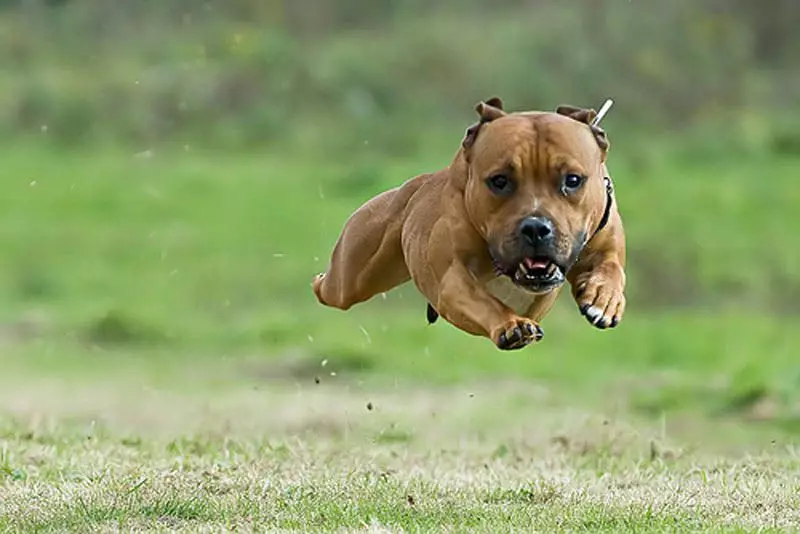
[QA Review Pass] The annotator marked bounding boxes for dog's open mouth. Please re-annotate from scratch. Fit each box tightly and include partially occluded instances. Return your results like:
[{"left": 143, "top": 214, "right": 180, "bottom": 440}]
[
  {"left": 516, "top": 257, "right": 560, "bottom": 282},
  {"left": 494, "top": 256, "right": 566, "bottom": 292}
]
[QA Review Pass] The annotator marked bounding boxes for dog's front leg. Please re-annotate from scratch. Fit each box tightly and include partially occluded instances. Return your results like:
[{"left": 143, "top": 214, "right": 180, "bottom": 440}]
[
  {"left": 567, "top": 206, "right": 627, "bottom": 329},
  {"left": 433, "top": 262, "right": 544, "bottom": 350}
]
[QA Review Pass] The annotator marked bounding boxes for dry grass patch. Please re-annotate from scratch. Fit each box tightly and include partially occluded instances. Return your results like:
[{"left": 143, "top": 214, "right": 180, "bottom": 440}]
[{"left": 0, "top": 380, "right": 798, "bottom": 532}]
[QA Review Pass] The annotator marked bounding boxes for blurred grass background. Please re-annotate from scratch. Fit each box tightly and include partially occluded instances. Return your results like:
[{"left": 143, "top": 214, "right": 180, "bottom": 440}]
[{"left": 1, "top": 0, "right": 800, "bottom": 440}]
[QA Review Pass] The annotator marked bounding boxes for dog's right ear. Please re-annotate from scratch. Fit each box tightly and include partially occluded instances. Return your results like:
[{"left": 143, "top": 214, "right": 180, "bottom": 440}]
[
  {"left": 477, "top": 96, "right": 505, "bottom": 119},
  {"left": 462, "top": 97, "right": 506, "bottom": 152}
]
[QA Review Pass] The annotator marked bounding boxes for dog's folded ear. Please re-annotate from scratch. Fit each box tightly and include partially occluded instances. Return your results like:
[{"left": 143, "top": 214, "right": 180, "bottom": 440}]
[
  {"left": 477, "top": 96, "right": 505, "bottom": 119},
  {"left": 555, "top": 105, "right": 596, "bottom": 125},
  {"left": 462, "top": 96, "right": 506, "bottom": 152},
  {"left": 556, "top": 104, "right": 610, "bottom": 153}
]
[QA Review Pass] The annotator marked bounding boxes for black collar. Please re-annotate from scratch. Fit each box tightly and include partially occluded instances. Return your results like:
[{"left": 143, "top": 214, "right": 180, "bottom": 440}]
[{"left": 591, "top": 176, "right": 614, "bottom": 239}]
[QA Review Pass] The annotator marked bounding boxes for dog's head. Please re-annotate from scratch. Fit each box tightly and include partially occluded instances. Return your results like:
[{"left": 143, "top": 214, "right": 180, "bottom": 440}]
[{"left": 460, "top": 97, "right": 611, "bottom": 294}]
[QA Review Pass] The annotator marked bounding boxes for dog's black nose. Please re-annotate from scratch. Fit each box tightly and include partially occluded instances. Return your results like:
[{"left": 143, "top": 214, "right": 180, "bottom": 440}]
[{"left": 519, "top": 216, "right": 555, "bottom": 246}]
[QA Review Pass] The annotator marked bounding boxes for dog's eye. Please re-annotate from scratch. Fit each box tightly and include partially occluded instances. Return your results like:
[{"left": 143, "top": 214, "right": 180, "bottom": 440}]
[
  {"left": 562, "top": 174, "right": 585, "bottom": 193},
  {"left": 486, "top": 174, "right": 514, "bottom": 195}
]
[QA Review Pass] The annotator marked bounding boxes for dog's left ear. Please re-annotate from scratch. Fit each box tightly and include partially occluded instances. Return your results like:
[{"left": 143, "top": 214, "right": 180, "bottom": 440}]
[
  {"left": 556, "top": 105, "right": 610, "bottom": 154},
  {"left": 462, "top": 97, "right": 507, "bottom": 152}
]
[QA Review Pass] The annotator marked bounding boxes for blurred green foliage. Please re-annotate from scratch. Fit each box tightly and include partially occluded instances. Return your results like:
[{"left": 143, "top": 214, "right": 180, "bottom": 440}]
[{"left": 0, "top": 0, "right": 798, "bottom": 152}]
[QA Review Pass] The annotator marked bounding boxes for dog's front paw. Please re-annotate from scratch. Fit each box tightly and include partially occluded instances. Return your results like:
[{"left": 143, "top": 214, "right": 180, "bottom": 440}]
[
  {"left": 491, "top": 317, "right": 544, "bottom": 350},
  {"left": 574, "top": 274, "right": 625, "bottom": 330}
]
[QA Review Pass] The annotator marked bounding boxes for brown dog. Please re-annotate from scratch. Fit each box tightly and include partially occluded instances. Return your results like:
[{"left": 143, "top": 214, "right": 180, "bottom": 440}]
[{"left": 312, "top": 98, "right": 626, "bottom": 350}]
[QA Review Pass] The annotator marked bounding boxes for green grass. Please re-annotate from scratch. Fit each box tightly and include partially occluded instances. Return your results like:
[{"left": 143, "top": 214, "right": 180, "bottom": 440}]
[{"left": 1, "top": 140, "right": 800, "bottom": 531}]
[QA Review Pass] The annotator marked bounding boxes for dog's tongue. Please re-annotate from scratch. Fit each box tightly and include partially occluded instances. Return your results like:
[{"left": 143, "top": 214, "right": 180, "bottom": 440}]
[{"left": 524, "top": 258, "right": 550, "bottom": 270}]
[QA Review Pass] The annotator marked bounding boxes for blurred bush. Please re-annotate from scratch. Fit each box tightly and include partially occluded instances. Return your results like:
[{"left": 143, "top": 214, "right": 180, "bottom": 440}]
[{"left": 0, "top": 0, "right": 798, "bottom": 151}]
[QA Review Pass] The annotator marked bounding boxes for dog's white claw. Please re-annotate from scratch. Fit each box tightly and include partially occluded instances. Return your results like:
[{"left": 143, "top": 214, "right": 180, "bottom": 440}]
[{"left": 584, "top": 305, "right": 605, "bottom": 325}]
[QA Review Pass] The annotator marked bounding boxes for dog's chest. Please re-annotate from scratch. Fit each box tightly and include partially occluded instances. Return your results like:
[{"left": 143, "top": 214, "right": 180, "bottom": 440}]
[{"left": 485, "top": 276, "right": 537, "bottom": 315}]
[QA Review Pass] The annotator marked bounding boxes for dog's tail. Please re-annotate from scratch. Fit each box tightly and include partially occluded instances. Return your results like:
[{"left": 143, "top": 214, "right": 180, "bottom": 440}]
[{"left": 426, "top": 303, "right": 439, "bottom": 324}]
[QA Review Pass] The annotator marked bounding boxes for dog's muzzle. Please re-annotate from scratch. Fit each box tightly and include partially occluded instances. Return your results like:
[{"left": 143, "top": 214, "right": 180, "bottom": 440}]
[{"left": 490, "top": 215, "right": 567, "bottom": 293}]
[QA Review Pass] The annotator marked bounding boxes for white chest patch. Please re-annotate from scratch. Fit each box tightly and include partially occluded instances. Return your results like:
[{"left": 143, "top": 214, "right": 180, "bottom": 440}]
[{"left": 485, "top": 276, "right": 538, "bottom": 315}]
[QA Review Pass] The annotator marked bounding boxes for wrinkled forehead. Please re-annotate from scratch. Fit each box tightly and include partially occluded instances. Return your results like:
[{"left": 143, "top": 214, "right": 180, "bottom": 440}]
[{"left": 471, "top": 113, "right": 601, "bottom": 172}]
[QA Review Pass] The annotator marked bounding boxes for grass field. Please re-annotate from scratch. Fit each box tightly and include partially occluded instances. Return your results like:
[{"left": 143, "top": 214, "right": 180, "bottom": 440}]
[{"left": 1, "top": 139, "right": 800, "bottom": 532}]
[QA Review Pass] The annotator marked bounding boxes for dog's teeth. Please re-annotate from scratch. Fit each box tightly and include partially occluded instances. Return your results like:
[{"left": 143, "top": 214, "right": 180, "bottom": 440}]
[{"left": 519, "top": 263, "right": 529, "bottom": 275}]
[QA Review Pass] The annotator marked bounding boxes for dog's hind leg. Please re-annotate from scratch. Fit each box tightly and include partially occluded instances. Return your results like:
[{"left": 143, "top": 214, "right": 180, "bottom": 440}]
[{"left": 313, "top": 189, "right": 412, "bottom": 310}]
